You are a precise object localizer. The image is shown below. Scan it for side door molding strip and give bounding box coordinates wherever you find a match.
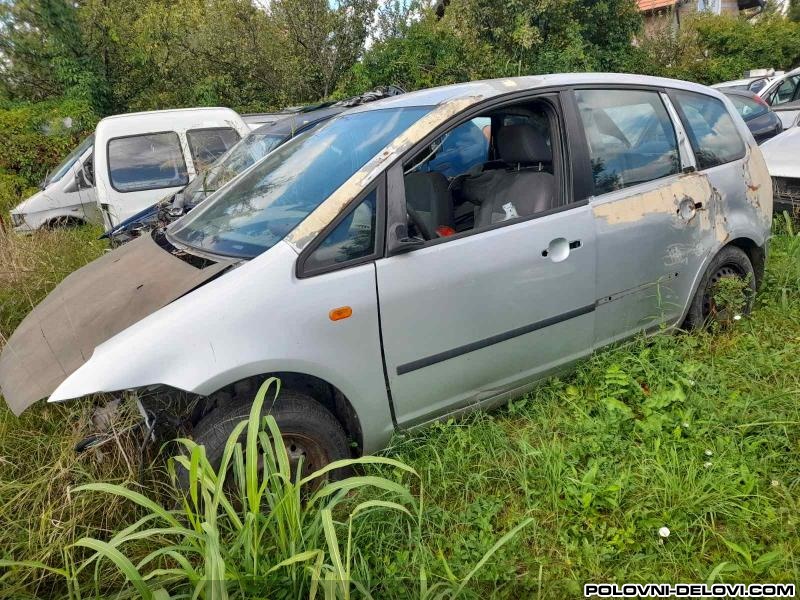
[396,303,596,376]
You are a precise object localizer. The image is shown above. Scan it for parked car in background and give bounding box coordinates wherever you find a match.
[93,108,249,228]
[241,112,284,130]
[761,127,800,214]
[758,66,800,128]
[721,89,783,144]
[0,75,772,480]
[769,100,800,129]
[9,134,99,231]
[103,87,405,246]
[713,69,782,94]
[9,108,249,233]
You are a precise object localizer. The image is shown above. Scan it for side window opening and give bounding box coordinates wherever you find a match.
[400,99,562,242]
[108,132,188,193]
[768,75,800,106]
[672,90,746,170]
[303,188,378,274]
[81,153,94,187]
[575,88,680,196]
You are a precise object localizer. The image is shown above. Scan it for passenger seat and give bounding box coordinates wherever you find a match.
[462,124,556,227]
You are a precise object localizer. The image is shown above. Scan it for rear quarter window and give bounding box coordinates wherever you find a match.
[108,132,188,192]
[672,90,746,170]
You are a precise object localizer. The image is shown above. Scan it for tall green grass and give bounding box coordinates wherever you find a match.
[1,378,531,598]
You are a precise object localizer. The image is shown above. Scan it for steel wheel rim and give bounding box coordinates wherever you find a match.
[282,432,329,480]
[702,262,747,321]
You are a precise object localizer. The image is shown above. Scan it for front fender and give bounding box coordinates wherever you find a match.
[49,241,394,453]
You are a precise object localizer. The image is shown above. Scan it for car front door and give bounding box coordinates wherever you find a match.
[375,93,597,428]
[73,150,101,224]
[572,87,718,347]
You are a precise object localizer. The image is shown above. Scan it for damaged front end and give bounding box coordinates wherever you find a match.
[74,385,211,455]
[0,232,235,416]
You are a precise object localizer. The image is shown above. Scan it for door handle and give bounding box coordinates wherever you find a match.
[542,238,580,262]
[677,197,703,220]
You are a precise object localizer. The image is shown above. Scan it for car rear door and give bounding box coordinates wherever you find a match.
[571,86,719,347]
[375,92,597,428]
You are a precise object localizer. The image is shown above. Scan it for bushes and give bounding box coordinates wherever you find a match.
[0,98,97,220]
[637,13,800,85]
[0,98,97,190]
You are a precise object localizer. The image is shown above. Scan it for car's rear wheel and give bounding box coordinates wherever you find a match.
[684,245,756,330]
[183,389,351,489]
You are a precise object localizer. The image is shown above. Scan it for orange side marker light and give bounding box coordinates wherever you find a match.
[329,306,353,321]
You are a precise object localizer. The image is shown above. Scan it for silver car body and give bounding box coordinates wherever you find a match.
[0,74,772,454]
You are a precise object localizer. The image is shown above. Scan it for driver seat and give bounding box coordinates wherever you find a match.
[404,171,455,236]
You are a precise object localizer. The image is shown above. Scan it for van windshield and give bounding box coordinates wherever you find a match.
[169,106,431,258]
[183,131,286,206]
[45,134,94,187]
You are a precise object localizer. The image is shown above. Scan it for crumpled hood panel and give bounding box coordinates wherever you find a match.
[0,234,231,415]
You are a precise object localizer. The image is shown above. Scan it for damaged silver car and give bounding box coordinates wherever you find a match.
[0,74,772,476]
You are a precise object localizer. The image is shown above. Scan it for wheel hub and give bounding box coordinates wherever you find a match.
[702,263,746,321]
[283,433,329,479]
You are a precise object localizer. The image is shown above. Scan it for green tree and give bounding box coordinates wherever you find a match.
[0,0,110,111]
[789,0,800,21]
[342,0,645,94]
[272,0,379,98]
[638,12,800,84]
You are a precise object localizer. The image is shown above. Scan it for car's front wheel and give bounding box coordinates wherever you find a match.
[186,388,351,486]
[684,245,756,330]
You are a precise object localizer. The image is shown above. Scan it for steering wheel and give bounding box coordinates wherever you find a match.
[406,205,433,240]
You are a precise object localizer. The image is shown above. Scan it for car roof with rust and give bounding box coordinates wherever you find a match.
[346,74,726,113]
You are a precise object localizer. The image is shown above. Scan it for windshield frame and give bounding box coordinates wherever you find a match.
[44,133,94,187]
[167,105,434,260]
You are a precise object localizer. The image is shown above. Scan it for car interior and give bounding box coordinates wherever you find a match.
[402,100,561,240]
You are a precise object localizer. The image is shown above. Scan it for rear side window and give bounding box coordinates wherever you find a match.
[672,91,746,170]
[108,132,188,192]
[186,128,241,172]
[726,94,768,121]
[575,89,680,195]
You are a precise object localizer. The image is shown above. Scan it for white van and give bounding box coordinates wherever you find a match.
[9,134,100,231]
[93,108,250,228]
[9,107,249,232]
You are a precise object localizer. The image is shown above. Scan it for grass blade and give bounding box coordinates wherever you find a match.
[72,538,153,600]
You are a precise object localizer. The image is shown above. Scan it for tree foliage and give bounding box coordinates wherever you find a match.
[1,0,800,117]
[340,0,646,94]
[636,12,800,85]
[0,0,376,113]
